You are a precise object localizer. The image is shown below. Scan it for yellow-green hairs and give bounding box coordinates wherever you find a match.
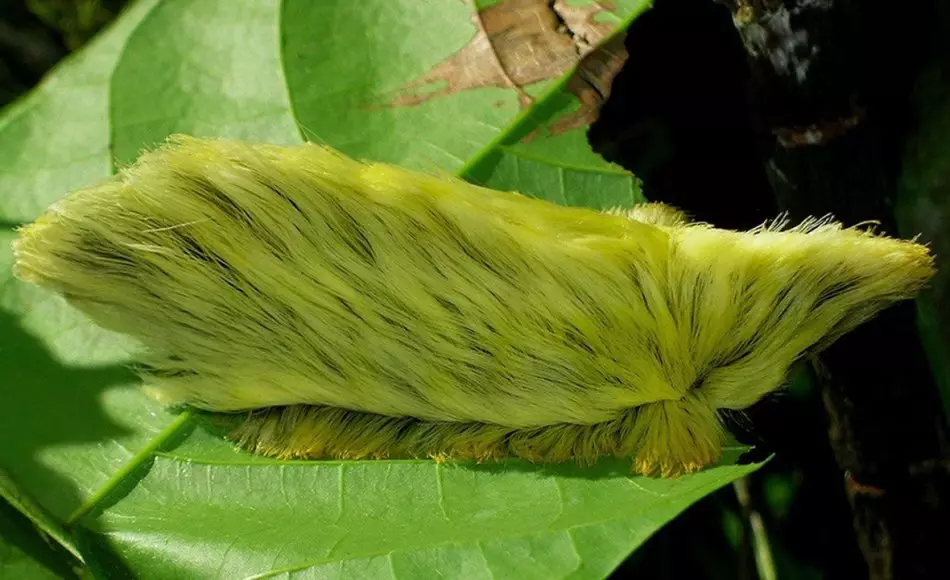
[12,135,935,476]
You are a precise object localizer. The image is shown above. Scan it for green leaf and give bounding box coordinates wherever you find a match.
[0,469,81,562]
[83,443,758,579]
[0,497,82,579]
[1,0,765,577]
[0,0,161,225]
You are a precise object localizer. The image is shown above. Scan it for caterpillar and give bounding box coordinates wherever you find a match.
[12,135,935,477]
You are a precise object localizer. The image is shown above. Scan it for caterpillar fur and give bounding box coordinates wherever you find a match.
[12,135,935,477]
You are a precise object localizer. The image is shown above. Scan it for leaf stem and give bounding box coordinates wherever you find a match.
[66,411,194,525]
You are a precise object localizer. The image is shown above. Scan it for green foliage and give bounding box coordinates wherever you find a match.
[0,0,765,577]
[0,496,81,579]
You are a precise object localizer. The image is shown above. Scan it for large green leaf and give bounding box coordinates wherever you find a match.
[84,442,756,579]
[0,0,764,577]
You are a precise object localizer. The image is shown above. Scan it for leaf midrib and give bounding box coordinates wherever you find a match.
[66,412,194,524]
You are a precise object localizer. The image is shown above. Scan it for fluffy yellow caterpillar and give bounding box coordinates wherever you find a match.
[12,135,935,477]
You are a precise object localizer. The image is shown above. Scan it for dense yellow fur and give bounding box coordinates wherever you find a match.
[12,135,935,476]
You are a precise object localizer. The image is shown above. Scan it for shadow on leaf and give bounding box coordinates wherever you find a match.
[0,308,138,520]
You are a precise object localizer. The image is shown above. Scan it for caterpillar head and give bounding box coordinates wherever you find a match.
[614,205,935,475]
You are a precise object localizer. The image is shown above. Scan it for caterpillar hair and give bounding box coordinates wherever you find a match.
[12,135,935,476]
